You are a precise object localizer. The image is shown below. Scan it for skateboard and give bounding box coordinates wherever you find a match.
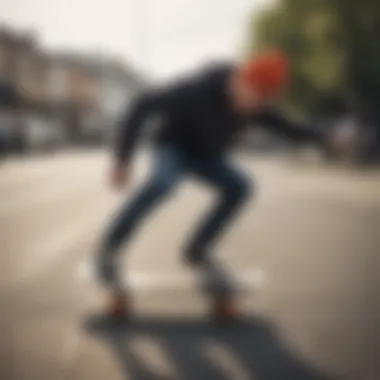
[90,260,250,325]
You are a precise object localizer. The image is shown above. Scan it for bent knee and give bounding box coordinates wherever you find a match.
[148,174,178,197]
[225,175,253,200]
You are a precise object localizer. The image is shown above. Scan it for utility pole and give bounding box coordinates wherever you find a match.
[132,0,150,77]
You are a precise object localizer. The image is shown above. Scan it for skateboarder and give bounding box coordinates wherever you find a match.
[96,50,351,321]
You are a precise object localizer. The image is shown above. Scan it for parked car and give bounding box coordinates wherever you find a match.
[0,112,25,157]
[75,111,107,146]
[23,114,66,153]
[0,116,11,158]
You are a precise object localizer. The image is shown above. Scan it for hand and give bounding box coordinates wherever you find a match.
[326,126,356,155]
[109,163,131,190]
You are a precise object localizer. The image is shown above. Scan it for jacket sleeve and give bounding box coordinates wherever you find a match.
[114,82,190,164]
[254,109,324,145]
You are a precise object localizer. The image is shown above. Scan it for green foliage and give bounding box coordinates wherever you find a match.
[247,0,380,120]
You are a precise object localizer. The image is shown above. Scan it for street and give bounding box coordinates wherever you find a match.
[1,150,379,380]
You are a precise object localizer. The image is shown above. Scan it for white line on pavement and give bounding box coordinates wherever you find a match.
[131,338,180,379]
[205,341,251,380]
[77,261,267,292]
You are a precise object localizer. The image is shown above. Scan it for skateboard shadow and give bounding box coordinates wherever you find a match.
[84,315,335,380]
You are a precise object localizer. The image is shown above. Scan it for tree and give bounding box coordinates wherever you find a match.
[248,0,380,125]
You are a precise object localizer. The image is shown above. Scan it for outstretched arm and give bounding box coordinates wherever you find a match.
[253,109,356,159]
[255,109,324,145]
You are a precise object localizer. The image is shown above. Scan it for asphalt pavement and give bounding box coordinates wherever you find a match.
[1,150,379,380]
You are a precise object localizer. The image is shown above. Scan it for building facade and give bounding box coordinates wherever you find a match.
[0,25,145,148]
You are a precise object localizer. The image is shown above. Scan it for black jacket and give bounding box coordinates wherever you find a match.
[115,64,323,163]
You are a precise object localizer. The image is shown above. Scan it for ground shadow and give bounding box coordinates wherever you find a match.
[84,315,336,380]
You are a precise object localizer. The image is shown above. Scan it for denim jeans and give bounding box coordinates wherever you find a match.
[99,143,253,286]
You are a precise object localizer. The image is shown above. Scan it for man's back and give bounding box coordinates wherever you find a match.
[116,63,247,161]
[154,63,242,156]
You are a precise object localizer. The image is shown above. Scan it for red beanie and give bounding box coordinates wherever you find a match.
[241,50,289,97]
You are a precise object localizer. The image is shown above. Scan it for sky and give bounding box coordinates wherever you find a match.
[0,0,273,80]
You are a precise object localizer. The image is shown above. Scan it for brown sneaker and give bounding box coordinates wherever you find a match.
[211,296,241,323]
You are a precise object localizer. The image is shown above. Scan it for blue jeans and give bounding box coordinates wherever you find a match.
[99,144,253,286]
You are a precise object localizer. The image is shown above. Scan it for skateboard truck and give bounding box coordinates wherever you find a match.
[104,289,133,321]
[198,261,242,322]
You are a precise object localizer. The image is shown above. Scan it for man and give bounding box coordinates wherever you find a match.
[96,51,349,321]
